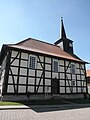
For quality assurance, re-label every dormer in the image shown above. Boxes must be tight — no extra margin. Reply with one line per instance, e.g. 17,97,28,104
54,18,74,54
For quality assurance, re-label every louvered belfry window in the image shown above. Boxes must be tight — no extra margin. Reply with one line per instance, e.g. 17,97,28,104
71,63,76,74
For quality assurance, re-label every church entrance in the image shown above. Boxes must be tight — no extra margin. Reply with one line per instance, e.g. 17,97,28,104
52,78,59,94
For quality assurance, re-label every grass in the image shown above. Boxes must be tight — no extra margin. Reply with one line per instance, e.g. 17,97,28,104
0,101,23,106
1,98,90,106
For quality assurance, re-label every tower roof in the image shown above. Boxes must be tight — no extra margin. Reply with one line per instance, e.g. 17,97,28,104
61,17,67,38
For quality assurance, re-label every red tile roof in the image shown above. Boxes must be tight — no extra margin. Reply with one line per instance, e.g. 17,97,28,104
7,38,84,62
86,70,90,77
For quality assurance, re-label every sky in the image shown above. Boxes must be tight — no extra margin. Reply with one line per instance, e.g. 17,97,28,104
0,0,90,69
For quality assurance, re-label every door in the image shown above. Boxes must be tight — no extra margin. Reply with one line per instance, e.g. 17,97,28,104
52,78,59,94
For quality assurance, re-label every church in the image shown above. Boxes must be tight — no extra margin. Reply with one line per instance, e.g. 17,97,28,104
0,19,88,101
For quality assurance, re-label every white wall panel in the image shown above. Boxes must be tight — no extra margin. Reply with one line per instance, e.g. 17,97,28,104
73,87,76,93
65,61,69,66
77,81,81,86
37,63,43,69
78,88,81,92
60,80,65,86
37,87,43,92
37,70,43,77
20,60,27,67
60,87,65,93
9,76,17,84
19,77,26,84
28,86,34,92
66,87,71,93
20,68,27,75
59,66,64,72
60,73,65,79
76,63,79,68
45,57,51,63
66,68,71,73
45,64,51,71
21,53,28,59
59,60,64,65
45,86,51,93
18,86,26,93
29,69,35,76
37,56,43,62
11,59,19,66
36,78,43,85
77,75,80,80
45,72,51,78
10,67,18,75
66,74,71,79
76,69,80,74
11,51,19,58
72,75,76,80
45,79,51,85
28,78,35,85
7,85,14,93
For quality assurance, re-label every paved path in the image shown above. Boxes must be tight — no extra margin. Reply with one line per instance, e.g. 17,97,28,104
0,104,90,120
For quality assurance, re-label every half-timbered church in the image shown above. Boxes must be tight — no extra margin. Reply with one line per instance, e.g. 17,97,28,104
0,19,88,101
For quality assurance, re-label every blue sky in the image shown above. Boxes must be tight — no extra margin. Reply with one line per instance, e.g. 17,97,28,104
0,0,90,69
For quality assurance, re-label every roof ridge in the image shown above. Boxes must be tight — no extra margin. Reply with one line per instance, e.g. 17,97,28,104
15,37,61,49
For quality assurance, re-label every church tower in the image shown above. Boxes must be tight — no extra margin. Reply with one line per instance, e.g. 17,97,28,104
54,17,74,54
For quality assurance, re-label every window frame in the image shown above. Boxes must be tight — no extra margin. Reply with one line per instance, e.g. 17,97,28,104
28,55,37,69
53,59,59,73
70,63,76,75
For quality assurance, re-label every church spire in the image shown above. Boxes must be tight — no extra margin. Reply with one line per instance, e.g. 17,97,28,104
61,17,67,38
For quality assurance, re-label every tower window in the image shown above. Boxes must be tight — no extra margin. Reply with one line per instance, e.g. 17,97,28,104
28,55,37,69
71,63,76,74
53,59,59,72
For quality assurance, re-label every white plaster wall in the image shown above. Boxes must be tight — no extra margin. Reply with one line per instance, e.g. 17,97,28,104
66,80,71,86
28,86,34,92
66,87,71,93
45,72,51,78
77,75,80,80
60,73,65,79
20,60,27,67
77,81,81,86
59,60,64,65
28,78,35,85
8,76,13,84
11,58,19,66
29,69,35,76
60,80,65,86
57,42,63,50
19,77,26,84
36,78,43,85
20,68,27,75
72,75,76,80
45,57,51,63
7,85,14,93
18,86,26,93
37,56,44,62
66,74,71,79
11,51,19,58
78,88,81,92
65,61,69,66
37,70,43,77
73,87,76,93
10,67,18,75
60,87,65,93
76,63,79,68
45,86,51,93
37,87,43,92
59,66,64,72
76,69,80,74
21,53,28,59
45,64,51,71
45,79,51,85
37,63,43,69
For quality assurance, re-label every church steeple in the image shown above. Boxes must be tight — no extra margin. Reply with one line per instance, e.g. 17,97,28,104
61,17,67,38
54,17,74,54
